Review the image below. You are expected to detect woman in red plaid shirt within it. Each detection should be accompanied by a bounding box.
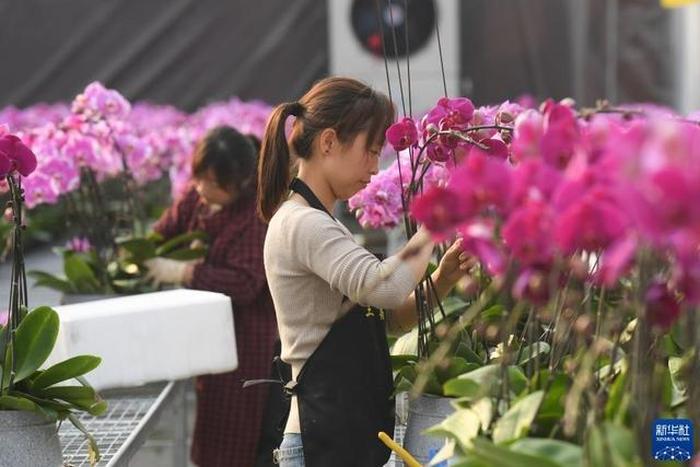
[148,126,278,466]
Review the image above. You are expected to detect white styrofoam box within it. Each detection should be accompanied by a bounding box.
[44,289,237,390]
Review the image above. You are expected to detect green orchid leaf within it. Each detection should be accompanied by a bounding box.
[536,373,569,430]
[604,368,629,422]
[116,237,156,261]
[448,455,491,467]
[390,296,469,356]
[61,397,107,416]
[509,438,583,467]
[27,271,75,294]
[1,343,13,392]
[155,231,208,256]
[439,295,470,317]
[31,355,102,389]
[36,383,107,416]
[425,407,481,451]
[64,255,100,293]
[492,390,544,444]
[444,377,481,399]
[0,394,37,411]
[584,422,641,467]
[390,354,418,371]
[147,231,164,243]
[436,357,478,384]
[480,304,504,322]
[392,376,414,396]
[466,438,562,467]
[444,364,528,401]
[455,342,483,365]
[0,323,6,360]
[162,247,207,261]
[13,306,59,382]
[38,385,95,401]
[426,261,438,276]
[517,342,551,366]
[470,397,494,432]
[14,390,78,414]
[4,391,61,421]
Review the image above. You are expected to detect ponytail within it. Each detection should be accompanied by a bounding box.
[257,102,303,222]
[257,77,394,222]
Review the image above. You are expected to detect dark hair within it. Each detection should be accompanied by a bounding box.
[257,77,395,222]
[192,126,257,195]
[247,134,262,155]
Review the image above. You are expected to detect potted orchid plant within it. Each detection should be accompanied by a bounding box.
[14,83,202,301]
[350,96,700,465]
[0,129,106,466]
[349,96,519,462]
[28,229,208,303]
[5,83,272,302]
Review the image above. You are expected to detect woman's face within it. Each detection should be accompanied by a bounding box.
[324,131,381,200]
[194,169,238,206]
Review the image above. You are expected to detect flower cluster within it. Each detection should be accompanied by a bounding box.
[348,150,449,229]
[350,97,526,228]
[65,236,92,253]
[405,97,700,328]
[0,82,272,207]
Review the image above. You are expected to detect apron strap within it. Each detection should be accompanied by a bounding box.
[289,178,335,219]
[242,355,295,394]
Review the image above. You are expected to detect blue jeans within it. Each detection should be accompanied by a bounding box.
[273,433,305,466]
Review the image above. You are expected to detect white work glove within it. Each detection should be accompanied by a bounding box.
[144,257,199,287]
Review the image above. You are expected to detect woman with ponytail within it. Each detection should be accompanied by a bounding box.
[258,77,471,467]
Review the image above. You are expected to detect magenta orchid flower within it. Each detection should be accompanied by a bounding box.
[410,185,472,241]
[423,97,475,131]
[540,103,580,169]
[596,235,638,286]
[502,199,555,267]
[554,192,629,255]
[458,220,507,276]
[512,267,552,304]
[0,134,38,177]
[451,149,512,215]
[645,281,682,330]
[511,110,544,162]
[386,118,418,151]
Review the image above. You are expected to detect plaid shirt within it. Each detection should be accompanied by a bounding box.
[154,186,278,466]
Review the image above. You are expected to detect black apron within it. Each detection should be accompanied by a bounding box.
[285,178,395,466]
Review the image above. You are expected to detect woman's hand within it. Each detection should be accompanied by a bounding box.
[434,238,474,291]
[145,257,202,287]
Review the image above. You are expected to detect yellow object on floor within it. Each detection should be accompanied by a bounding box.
[378,431,422,467]
[661,0,700,8]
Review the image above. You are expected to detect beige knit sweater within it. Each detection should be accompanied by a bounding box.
[263,198,417,433]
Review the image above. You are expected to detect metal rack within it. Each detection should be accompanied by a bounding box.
[60,381,186,467]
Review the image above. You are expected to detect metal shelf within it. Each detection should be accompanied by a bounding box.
[60,381,180,467]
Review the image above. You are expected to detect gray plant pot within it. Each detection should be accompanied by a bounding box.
[0,410,62,467]
[403,394,455,464]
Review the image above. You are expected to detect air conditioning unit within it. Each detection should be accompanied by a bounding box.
[329,0,460,115]
[673,3,700,114]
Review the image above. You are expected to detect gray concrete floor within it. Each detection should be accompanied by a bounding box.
[1,245,197,467]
